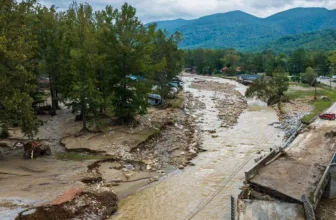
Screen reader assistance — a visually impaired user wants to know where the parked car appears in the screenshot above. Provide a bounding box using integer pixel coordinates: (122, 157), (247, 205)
(148, 94), (161, 106)
(172, 77), (184, 87)
(319, 113), (336, 120)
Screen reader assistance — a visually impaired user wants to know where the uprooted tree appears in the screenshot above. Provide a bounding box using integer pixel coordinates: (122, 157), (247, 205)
(245, 72), (289, 111)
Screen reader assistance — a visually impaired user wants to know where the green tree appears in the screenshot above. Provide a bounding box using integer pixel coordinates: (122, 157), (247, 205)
(300, 67), (317, 86)
(222, 50), (240, 69)
(95, 6), (118, 113)
(0, 0), (39, 138)
(246, 72), (289, 110)
(269, 72), (290, 110)
(151, 28), (183, 105)
(61, 2), (101, 130)
(289, 48), (307, 75)
(34, 5), (62, 114)
(313, 52), (329, 76)
(328, 51), (336, 75)
(264, 50), (275, 76)
(111, 3), (152, 123)
(253, 54), (265, 73)
(274, 54), (289, 72)
(193, 49), (206, 74)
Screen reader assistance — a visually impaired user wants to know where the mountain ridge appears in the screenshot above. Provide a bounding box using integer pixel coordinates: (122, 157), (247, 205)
(148, 7), (336, 51)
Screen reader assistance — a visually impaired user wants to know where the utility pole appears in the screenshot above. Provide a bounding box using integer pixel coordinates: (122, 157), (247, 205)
(314, 77), (317, 100)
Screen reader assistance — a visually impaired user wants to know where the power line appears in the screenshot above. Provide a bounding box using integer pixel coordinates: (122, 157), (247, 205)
(184, 127), (279, 220)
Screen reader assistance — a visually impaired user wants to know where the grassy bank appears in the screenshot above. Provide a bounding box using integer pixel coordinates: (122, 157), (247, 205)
(286, 83), (336, 123)
(302, 100), (334, 123)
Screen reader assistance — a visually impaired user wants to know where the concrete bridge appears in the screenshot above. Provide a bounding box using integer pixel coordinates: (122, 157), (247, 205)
(240, 102), (336, 219)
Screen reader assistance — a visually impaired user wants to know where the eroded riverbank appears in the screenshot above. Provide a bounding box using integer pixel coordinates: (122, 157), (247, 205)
(0, 102), (201, 219)
(0, 74), (285, 219)
(110, 74), (285, 220)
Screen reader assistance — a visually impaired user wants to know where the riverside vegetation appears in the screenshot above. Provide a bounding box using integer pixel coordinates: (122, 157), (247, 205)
(1, 0), (183, 138)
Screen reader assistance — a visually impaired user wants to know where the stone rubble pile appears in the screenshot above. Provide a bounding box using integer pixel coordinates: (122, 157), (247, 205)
(216, 98), (247, 128)
(273, 100), (313, 139)
(191, 80), (248, 128)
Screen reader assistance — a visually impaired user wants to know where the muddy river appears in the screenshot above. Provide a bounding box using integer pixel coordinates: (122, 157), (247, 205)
(111, 75), (284, 220)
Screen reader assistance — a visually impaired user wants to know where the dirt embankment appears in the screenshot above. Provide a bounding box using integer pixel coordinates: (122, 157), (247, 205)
(316, 197), (336, 220)
(17, 187), (118, 220)
(60, 104), (200, 170)
(0, 91), (202, 219)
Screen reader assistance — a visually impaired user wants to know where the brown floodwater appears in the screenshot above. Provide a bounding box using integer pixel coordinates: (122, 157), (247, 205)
(110, 74), (284, 220)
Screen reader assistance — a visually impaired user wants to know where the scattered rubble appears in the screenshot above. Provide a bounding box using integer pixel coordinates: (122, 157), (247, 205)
(23, 141), (51, 159)
(190, 81), (241, 96)
(216, 97), (247, 127)
(190, 81), (248, 128)
(325, 130), (336, 138)
(315, 197), (336, 220)
(16, 187), (118, 220)
(272, 99), (313, 138)
(131, 113), (201, 169)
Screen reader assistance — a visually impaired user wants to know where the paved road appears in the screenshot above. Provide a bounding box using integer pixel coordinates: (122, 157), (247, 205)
(317, 78), (336, 88)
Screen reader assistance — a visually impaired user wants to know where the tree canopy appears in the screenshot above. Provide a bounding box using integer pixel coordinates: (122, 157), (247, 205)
(0, 0), (39, 138)
(245, 72), (289, 110)
(0, 0), (183, 136)
(184, 48), (336, 78)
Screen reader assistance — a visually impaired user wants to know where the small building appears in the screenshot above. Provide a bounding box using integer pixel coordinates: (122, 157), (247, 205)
(220, 66), (242, 73)
(237, 74), (261, 84)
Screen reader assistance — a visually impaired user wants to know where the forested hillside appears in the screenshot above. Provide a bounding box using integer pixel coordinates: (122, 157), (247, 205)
(265, 8), (336, 34)
(151, 7), (336, 51)
(262, 29), (336, 53)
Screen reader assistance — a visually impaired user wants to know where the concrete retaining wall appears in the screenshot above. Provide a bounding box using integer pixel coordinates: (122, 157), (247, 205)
(313, 153), (336, 209)
(324, 164), (336, 198)
(281, 125), (303, 149)
(245, 150), (277, 181)
(249, 182), (301, 203)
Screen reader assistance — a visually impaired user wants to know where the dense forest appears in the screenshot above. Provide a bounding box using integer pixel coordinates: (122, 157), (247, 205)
(152, 8), (336, 51)
(184, 48), (336, 78)
(262, 29), (336, 53)
(0, 0), (183, 137)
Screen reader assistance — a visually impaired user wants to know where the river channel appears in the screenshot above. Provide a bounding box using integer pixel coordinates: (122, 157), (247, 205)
(111, 74), (284, 220)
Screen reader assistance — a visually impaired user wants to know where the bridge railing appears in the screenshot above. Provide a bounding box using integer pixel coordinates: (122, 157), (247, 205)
(312, 153), (336, 209)
(302, 194), (316, 220)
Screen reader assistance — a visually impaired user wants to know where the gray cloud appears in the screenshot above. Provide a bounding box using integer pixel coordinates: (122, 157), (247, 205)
(37, 0), (336, 22)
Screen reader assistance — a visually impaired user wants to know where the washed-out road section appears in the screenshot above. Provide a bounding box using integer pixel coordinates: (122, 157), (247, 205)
(249, 102), (336, 203)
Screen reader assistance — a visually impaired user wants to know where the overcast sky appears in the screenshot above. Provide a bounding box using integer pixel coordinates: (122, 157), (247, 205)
(39, 0), (336, 23)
